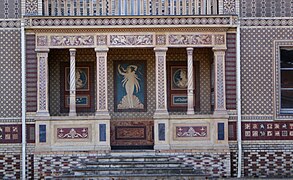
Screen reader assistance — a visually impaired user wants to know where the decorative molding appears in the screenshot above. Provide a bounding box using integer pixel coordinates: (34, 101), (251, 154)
(50, 35), (94, 46)
(169, 34), (212, 45)
(241, 18), (293, 27)
(26, 16), (237, 28)
(0, 19), (21, 28)
(57, 128), (88, 139)
(110, 35), (153, 46)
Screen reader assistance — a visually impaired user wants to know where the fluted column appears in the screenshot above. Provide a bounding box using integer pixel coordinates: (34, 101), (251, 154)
(154, 47), (168, 116)
(187, 48), (194, 115)
(213, 47), (227, 114)
(36, 49), (50, 116)
(95, 47), (110, 117)
(69, 49), (76, 116)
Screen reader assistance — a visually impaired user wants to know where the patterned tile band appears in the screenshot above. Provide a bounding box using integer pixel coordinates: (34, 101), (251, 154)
(228, 122), (293, 140)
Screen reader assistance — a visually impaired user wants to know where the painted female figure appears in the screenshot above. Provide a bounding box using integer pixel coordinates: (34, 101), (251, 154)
(118, 64), (140, 108)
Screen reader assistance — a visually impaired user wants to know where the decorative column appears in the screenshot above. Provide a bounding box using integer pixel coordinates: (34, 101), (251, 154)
(187, 48), (194, 115)
(36, 49), (50, 116)
(213, 47), (227, 114)
(95, 47), (110, 117)
(69, 49), (76, 116)
(154, 47), (168, 116)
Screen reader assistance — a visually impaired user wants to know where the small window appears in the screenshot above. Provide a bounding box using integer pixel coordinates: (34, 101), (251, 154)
(280, 48), (293, 113)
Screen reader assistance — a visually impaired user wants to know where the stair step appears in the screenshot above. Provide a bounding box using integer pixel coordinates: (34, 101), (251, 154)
(73, 167), (196, 175)
(60, 173), (207, 180)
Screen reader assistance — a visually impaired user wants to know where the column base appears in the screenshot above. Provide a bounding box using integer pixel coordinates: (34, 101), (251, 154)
(213, 110), (228, 116)
(187, 109), (194, 115)
(95, 111), (110, 119)
(154, 110), (169, 118)
(154, 144), (170, 150)
(36, 111), (50, 117)
(69, 112), (76, 116)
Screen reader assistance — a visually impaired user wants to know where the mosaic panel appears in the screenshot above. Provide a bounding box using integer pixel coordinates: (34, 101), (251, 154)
(240, 0), (293, 17)
(57, 128), (88, 139)
(166, 48), (212, 115)
(49, 49), (96, 116)
(108, 49), (156, 118)
(241, 28), (293, 115)
(0, 30), (21, 117)
(0, 124), (35, 143)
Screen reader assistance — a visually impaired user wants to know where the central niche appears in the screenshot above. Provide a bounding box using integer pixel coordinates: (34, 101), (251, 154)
(114, 60), (147, 112)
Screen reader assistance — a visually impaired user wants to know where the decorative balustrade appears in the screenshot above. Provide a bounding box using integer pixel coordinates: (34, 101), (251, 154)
(43, 0), (219, 16)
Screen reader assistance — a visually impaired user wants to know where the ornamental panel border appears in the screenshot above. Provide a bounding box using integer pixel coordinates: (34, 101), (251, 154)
(36, 33), (226, 49)
(274, 40), (293, 120)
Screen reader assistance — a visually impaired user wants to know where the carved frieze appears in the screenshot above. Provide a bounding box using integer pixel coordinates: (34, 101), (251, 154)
(57, 128), (88, 139)
(50, 35), (94, 46)
(169, 34), (212, 45)
(110, 35), (153, 46)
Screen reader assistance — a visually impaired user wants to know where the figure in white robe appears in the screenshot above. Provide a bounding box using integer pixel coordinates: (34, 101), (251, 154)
(118, 64), (141, 108)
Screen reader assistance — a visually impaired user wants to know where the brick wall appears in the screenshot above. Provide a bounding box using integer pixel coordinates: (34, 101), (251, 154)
(225, 33), (237, 110)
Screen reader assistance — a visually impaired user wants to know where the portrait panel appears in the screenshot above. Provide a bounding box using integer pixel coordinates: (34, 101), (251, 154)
(171, 66), (188, 90)
(65, 67), (89, 91)
(114, 61), (147, 112)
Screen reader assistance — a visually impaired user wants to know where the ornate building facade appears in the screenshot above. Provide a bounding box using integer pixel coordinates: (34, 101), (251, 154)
(0, 0), (292, 179)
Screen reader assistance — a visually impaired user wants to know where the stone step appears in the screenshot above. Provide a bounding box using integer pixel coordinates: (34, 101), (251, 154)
(60, 173), (207, 180)
(73, 167), (197, 175)
(85, 161), (188, 168)
(93, 155), (171, 162)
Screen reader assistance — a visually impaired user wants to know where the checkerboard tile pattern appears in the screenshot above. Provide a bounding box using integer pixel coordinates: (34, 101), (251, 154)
(171, 152), (231, 178)
(230, 143), (293, 177)
(34, 152), (107, 179)
(241, 28), (293, 115)
(0, 145), (34, 179)
(0, 30), (21, 117)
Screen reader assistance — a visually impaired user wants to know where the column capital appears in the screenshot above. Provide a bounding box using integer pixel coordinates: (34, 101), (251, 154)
(154, 47), (168, 52)
(95, 47), (109, 52)
(69, 48), (76, 57)
(212, 46), (227, 52)
(35, 48), (50, 53)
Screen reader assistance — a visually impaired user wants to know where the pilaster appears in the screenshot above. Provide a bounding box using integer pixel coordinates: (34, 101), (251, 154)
(154, 47), (169, 116)
(213, 47), (227, 115)
(36, 49), (50, 116)
(95, 47), (110, 118)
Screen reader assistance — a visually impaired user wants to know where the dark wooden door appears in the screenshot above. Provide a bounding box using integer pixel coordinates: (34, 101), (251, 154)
(110, 119), (154, 149)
